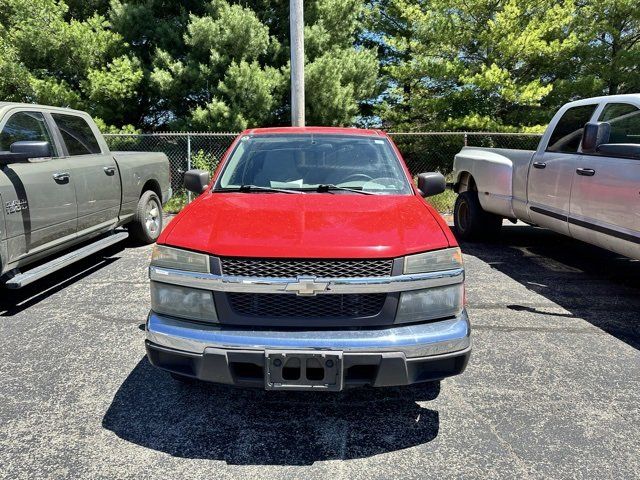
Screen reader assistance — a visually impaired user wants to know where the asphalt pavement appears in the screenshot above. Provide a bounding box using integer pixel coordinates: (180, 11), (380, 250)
(1, 221), (639, 479)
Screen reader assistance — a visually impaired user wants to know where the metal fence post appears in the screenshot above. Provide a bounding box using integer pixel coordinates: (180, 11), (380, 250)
(464, 133), (468, 147)
(187, 133), (192, 203)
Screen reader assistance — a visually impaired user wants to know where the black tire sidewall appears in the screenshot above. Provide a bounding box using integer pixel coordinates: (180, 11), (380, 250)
(454, 194), (470, 236)
(131, 191), (162, 244)
(454, 191), (501, 241)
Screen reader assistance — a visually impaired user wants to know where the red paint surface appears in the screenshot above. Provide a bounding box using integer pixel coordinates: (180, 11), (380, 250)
(159, 127), (457, 259)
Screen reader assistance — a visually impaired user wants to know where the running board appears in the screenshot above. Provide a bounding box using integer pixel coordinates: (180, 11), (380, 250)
(5, 232), (129, 289)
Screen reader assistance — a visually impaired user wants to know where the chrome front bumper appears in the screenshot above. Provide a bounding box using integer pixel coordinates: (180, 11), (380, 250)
(146, 309), (471, 358)
(146, 262), (470, 387)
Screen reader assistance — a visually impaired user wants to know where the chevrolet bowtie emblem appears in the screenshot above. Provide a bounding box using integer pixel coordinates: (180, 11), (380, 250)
(285, 277), (329, 296)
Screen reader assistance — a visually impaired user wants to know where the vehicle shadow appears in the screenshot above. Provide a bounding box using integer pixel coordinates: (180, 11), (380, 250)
(102, 357), (441, 465)
(0, 243), (125, 316)
(458, 224), (640, 350)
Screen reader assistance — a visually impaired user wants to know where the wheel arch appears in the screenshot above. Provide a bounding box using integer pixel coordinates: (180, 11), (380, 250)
(141, 178), (162, 200)
(453, 150), (515, 218)
(454, 171), (477, 193)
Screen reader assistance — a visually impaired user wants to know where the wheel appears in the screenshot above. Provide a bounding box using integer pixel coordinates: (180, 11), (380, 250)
(129, 190), (162, 244)
(170, 372), (198, 384)
(454, 191), (502, 241)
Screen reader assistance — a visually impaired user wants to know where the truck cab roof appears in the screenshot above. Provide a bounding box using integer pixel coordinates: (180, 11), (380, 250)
(562, 93), (640, 109)
(242, 126), (387, 137)
(0, 102), (88, 116)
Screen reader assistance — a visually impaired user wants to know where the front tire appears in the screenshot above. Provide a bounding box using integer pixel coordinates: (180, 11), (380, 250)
(129, 190), (163, 245)
(454, 191), (502, 241)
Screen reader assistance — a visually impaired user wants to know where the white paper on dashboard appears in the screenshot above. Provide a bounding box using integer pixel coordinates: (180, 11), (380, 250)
(270, 179), (304, 188)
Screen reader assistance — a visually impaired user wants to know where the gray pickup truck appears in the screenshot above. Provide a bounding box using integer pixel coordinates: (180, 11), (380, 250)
(0, 103), (171, 288)
(452, 94), (640, 260)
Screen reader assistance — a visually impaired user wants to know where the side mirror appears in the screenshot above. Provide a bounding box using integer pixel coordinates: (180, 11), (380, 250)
(417, 172), (446, 197)
(184, 169), (210, 194)
(10, 141), (52, 158)
(0, 141), (52, 165)
(581, 122), (610, 153)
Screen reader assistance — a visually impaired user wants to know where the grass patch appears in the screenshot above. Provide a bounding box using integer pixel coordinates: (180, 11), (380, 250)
(426, 188), (456, 213)
(163, 190), (188, 214)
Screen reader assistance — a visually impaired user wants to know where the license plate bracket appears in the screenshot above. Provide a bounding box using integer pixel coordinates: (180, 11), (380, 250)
(264, 350), (343, 391)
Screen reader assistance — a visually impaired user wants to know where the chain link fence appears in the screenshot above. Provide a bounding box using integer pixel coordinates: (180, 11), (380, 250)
(388, 132), (541, 175)
(104, 131), (541, 211)
(104, 133), (237, 192)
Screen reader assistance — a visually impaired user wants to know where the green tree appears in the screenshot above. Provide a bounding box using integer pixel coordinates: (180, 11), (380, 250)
(147, 0), (282, 130)
(143, 0), (378, 130)
(368, 0), (640, 131)
(305, 0), (379, 125)
(546, 0), (640, 108)
(0, 0), (378, 131)
(369, 0), (579, 131)
(0, 0), (142, 130)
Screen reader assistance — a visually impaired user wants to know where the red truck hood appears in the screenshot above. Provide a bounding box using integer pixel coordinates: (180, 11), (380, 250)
(160, 193), (452, 259)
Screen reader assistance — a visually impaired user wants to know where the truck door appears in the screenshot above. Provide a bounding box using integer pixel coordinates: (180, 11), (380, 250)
(0, 110), (76, 263)
(51, 113), (121, 236)
(527, 104), (598, 235)
(569, 102), (640, 259)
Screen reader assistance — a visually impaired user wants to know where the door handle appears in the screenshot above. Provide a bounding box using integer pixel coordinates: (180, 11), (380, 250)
(576, 168), (596, 177)
(533, 162), (546, 169)
(52, 172), (70, 183)
(103, 166), (117, 176)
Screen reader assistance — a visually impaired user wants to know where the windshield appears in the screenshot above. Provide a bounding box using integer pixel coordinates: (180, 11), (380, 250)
(215, 134), (412, 195)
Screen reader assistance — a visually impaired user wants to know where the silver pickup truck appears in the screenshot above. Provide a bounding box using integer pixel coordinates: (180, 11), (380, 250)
(452, 94), (640, 260)
(0, 103), (171, 288)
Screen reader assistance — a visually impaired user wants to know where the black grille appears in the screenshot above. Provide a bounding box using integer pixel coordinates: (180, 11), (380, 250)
(228, 293), (386, 318)
(221, 258), (393, 278)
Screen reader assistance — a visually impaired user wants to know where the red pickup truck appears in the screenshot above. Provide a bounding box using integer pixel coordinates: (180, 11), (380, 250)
(145, 127), (470, 391)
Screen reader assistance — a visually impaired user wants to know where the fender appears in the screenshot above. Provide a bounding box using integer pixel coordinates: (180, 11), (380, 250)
(453, 147), (516, 218)
(111, 152), (170, 220)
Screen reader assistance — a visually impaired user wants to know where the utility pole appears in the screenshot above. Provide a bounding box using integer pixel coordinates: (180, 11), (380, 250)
(290, 0), (305, 126)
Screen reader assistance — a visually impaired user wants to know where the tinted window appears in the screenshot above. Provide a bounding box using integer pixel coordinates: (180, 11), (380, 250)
(0, 111), (56, 156)
(598, 103), (640, 144)
(217, 134), (412, 195)
(51, 113), (101, 155)
(546, 104), (597, 153)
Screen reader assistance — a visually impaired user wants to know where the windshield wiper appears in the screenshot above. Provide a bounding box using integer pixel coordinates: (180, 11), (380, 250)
(316, 184), (377, 195)
(235, 184), (305, 194)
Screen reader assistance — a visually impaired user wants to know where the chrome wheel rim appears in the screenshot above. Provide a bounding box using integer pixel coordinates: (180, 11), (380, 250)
(145, 200), (160, 235)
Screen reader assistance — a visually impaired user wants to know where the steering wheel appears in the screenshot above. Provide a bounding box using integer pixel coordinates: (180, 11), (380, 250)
(340, 173), (374, 183)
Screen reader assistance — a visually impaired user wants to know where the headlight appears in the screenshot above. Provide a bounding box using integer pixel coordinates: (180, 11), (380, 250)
(151, 245), (210, 273)
(150, 281), (218, 322)
(403, 247), (463, 274)
(395, 284), (464, 324)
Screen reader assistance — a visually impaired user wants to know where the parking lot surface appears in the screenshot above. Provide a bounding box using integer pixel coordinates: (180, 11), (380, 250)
(1, 222), (639, 479)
